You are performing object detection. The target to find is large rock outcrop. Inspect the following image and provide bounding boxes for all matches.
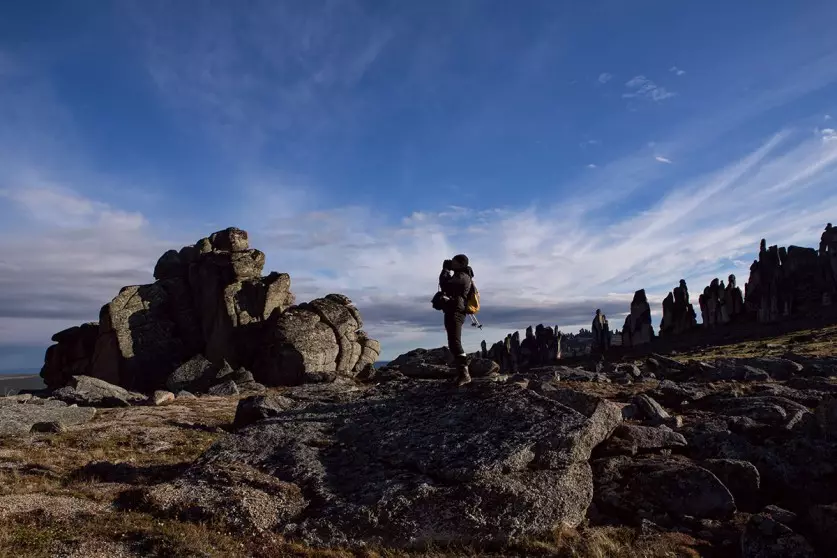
[142,380,622,549]
[477,324,562,373]
[40,227,379,392]
[659,280,697,337]
[621,289,655,347]
[745,227,837,323]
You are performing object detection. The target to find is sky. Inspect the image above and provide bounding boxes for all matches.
[2,0,837,370]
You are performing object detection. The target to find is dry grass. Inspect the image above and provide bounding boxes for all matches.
[0,511,705,558]
[668,323,837,362]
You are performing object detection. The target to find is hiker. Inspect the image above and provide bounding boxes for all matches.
[439,254,473,386]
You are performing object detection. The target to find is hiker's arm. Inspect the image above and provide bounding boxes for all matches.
[440,270,470,297]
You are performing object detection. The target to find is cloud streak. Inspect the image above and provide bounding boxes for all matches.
[623,75,675,101]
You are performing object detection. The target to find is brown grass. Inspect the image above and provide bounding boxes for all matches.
[668,323,837,361]
[0,511,705,558]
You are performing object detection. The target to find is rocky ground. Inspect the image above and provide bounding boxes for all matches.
[1,326,837,557]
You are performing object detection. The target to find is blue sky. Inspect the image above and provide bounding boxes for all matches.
[2,0,837,369]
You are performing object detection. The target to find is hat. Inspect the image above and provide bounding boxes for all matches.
[453,254,469,266]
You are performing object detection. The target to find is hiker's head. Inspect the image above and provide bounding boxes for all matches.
[596,309,601,315]
[452,254,469,270]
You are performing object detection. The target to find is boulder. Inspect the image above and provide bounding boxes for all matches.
[740,513,817,558]
[633,394,671,424]
[380,347,499,380]
[699,396,808,425]
[233,394,297,429]
[597,424,687,456]
[593,455,736,521]
[253,295,378,386]
[0,398,96,437]
[52,376,146,408]
[654,380,708,408]
[144,381,622,548]
[166,355,216,393]
[153,391,175,406]
[40,322,99,389]
[701,459,761,509]
[207,380,239,396]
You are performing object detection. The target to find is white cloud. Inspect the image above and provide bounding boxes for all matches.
[825,114,832,121]
[587,163,597,169]
[821,128,837,142]
[623,75,676,101]
[669,66,686,76]
[2,130,837,363]
[655,155,673,164]
[598,72,613,84]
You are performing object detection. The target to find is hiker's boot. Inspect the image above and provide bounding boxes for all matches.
[455,356,472,387]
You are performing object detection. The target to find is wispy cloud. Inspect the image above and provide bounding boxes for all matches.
[623,75,676,101]
[127,0,395,159]
[598,72,613,84]
[669,65,686,76]
[826,114,832,121]
[242,129,837,356]
[655,155,673,164]
[587,163,597,169]
[821,128,837,142]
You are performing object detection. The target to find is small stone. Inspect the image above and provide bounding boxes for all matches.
[175,390,197,400]
[153,390,175,406]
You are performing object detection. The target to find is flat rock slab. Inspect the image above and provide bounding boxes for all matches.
[147,380,621,549]
[0,398,96,436]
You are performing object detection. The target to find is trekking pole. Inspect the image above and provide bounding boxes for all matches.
[470,315,483,329]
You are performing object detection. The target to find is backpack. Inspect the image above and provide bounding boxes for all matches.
[465,281,480,315]
[431,288,449,311]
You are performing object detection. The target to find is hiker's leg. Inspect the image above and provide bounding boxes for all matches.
[450,313,470,385]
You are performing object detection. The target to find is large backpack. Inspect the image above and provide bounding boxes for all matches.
[465,281,480,315]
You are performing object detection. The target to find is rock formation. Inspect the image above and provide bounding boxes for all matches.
[478,324,562,373]
[561,329,595,356]
[821,223,837,303]
[745,227,836,323]
[659,279,697,337]
[40,227,380,392]
[591,309,611,352]
[697,275,745,328]
[621,289,655,347]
